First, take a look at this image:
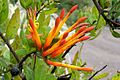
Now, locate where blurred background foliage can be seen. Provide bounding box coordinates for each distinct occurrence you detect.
[0,0,120,80]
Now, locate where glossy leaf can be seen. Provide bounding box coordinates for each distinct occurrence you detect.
[6,8,20,39]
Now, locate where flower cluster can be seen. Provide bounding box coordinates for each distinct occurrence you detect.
[27,5,94,72]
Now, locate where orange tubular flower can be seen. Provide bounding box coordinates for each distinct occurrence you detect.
[46,60,93,71]
[27,8,42,50]
[41,5,94,72]
[27,5,94,72]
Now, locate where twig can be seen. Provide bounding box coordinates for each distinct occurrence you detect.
[36,1,52,17]
[92,0,120,27]
[88,65,107,80]
[62,44,75,58]
[0,32,20,62]
[18,50,36,68]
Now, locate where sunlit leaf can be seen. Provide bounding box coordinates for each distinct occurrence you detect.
[6,8,20,39]
[112,73,120,80]
[45,8,58,15]
[93,72,109,80]
[14,75,22,80]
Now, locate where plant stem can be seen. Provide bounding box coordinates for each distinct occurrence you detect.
[88,65,107,80]
[18,50,36,68]
[0,32,20,62]
[92,0,120,27]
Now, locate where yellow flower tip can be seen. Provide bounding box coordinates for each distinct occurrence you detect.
[69,5,78,13]
[55,17,61,28]
[77,67,93,72]
[46,60,93,72]
[60,8,65,19]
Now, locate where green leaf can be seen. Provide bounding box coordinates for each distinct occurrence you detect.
[0,57,7,67]
[92,6,99,18]
[38,11,45,27]
[16,49,28,56]
[38,11,50,44]
[12,35,22,50]
[45,8,58,15]
[6,8,20,39]
[110,29,120,38]
[112,73,120,80]
[0,0,3,13]
[0,0,9,33]
[14,75,22,80]
[72,52,79,65]
[99,0,106,9]
[35,58,56,80]
[2,47,10,61]
[93,72,109,80]
[24,65,35,80]
[3,72,12,80]
[20,0,33,9]
[0,57,10,67]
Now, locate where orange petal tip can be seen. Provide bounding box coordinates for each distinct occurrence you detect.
[60,8,65,19]
[70,5,78,13]
[79,36,90,41]
[62,32,69,39]
[55,17,61,27]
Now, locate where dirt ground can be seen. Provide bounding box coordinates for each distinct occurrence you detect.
[68,27,120,79]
